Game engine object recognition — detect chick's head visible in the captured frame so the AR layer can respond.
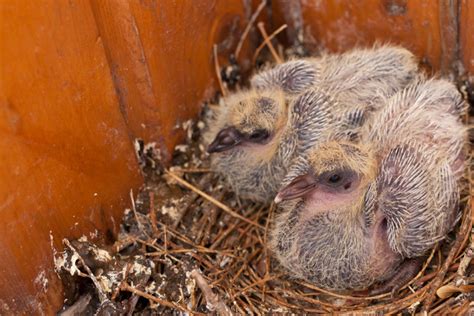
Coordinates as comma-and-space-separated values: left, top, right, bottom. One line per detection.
272, 142, 400, 290
207, 89, 288, 157
204, 88, 292, 202
276, 141, 376, 207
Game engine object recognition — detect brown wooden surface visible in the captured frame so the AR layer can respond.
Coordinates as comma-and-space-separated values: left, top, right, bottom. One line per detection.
460, 0, 474, 76
0, 1, 143, 313
0, 0, 254, 313
272, 0, 463, 75
90, 0, 254, 156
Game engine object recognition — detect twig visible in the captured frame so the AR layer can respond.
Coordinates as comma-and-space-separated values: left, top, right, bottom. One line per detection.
120, 282, 193, 313
234, 0, 267, 59
357, 285, 429, 314
298, 280, 391, 301
242, 293, 261, 315
414, 264, 459, 286
146, 248, 235, 257
456, 230, 474, 280
164, 225, 168, 255
451, 300, 472, 315
213, 44, 227, 97
111, 263, 132, 300
191, 269, 233, 315
63, 239, 109, 304
235, 273, 284, 296
253, 24, 288, 63
148, 192, 159, 235
262, 204, 275, 302
408, 245, 438, 287
165, 170, 264, 229
263, 205, 274, 273
171, 167, 211, 173
257, 22, 283, 64
423, 201, 473, 311
130, 189, 152, 240
429, 297, 455, 315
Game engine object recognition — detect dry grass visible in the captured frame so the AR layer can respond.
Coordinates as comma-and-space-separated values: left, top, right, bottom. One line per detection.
56, 17, 473, 315
56, 109, 472, 314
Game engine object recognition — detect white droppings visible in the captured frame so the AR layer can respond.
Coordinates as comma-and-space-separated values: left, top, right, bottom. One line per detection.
92, 248, 112, 262
175, 144, 189, 153
89, 230, 99, 239
34, 270, 48, 292
97, 275, 113, 293
197, 121, 205, 129
160, 198, 184, 221
185, 274, 196, 296
66, 253, 81, 276
131, 261, 152, 276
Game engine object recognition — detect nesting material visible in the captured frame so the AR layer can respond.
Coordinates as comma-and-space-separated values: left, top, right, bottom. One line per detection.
55, 108, 472, 314
56, 21, 473, 313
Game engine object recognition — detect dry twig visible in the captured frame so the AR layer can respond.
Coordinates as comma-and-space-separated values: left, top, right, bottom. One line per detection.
257, 22, 283, 64
253, 24, 288, 63
120, 282, 193, 314
213, 44, 227, 97
191, 269, 233, 315
165, 170, 264, 229
423, 201, 473, 311
63, 239, 109, 304
234, 0, 267, 59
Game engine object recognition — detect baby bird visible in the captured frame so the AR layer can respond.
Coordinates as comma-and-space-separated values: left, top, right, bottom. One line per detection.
271, 78, 467, 292
205, 45, 418, 203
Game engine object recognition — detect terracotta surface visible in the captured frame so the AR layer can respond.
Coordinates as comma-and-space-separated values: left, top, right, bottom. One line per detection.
0, 0, 254, 313
0, 1, 143, 313
272, 0, 462, 74
460, 0, 474, 76
90, 0, 255, 157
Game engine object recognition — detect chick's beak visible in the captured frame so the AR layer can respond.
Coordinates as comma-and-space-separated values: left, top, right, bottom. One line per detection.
274, 174, 317, 204
207, 127, 243, 153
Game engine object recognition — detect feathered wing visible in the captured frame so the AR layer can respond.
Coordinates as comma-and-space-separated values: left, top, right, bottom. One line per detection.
371, 78, 466, 258
376, 143, 449, 258
290, 87, 338, 153
316, 44, 418, 112
250, 59, 319, 94
367, 78, 466, 170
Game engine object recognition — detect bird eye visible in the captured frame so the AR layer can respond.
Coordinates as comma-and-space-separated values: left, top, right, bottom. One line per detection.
328, 173, 342, 184
248, 129, 270, 142
321, 169, 358, 192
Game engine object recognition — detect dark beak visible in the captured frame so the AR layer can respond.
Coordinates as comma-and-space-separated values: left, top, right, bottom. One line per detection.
207, 127, 243, 153
274, 174, 317, 203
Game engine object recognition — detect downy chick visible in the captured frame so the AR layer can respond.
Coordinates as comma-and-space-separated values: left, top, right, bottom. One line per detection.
204, 45, 418, 203
271, 78, 467, 292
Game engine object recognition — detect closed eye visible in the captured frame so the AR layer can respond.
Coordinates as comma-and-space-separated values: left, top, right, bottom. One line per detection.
247, 129, 270, 143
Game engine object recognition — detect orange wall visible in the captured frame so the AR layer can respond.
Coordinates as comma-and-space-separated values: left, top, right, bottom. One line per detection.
273, 0, 471, 76
0, 0, 255, 313
460, 0, 474, 76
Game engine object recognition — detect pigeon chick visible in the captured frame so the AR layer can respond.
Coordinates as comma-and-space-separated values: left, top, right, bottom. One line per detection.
204, 45, 419, 203
271, 78, 467, 292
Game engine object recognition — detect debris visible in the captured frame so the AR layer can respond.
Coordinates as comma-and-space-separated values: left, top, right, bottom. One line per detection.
57, 33, 473, 315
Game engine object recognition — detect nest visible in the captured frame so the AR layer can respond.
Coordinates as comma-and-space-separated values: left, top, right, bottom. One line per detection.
56, 116, 472, 315
56, 13, 473, 315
